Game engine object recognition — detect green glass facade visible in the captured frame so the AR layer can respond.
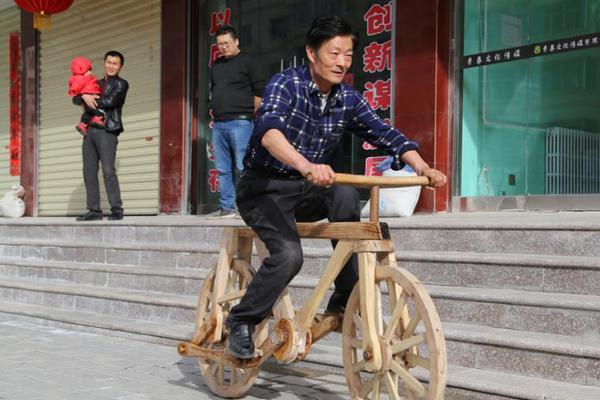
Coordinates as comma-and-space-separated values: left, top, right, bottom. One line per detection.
459, 0, 600, 198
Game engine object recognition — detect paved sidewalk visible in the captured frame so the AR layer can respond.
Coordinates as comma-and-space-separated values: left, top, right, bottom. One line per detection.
0, 318, 352, 400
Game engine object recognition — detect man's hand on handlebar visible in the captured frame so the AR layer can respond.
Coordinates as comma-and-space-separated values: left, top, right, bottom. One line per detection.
300, 163, 336, 187
421, 168, 447, 188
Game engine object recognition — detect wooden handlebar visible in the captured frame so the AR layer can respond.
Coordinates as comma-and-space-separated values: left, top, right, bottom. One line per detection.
333, 173, 430, 188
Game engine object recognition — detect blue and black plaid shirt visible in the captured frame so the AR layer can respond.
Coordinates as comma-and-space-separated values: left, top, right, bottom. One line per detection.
244, 65, 419, 174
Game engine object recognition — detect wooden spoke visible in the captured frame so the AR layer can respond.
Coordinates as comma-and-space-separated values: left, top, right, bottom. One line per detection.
405, 354, 431, 370
391, 335, 425, 355
226, 271, 235, 294
209, 363, 219, 377
353, 313, 364, 334
406, 387, 418, 400
383, 372, 401, 400
359, 377, 376, 399
375, 284, 384, 335
217, 364, 225, 385
390, 360, 426, 397
217, 289, 247, 305
352, 360, 367, 373
373, 376, 382, 400
350, 338, 362, 348
402, 314, 421, 340
231, 368, 237, 385
384, 292, 408, 341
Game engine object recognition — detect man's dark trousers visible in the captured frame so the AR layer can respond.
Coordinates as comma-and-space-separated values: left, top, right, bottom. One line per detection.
227, 169, 360, 325
82, 127, 123, 213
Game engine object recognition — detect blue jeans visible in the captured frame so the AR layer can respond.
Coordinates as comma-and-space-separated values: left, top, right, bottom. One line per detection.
212, 119, 254, 211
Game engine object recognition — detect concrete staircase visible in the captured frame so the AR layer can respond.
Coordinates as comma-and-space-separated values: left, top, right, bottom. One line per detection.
0, 213, 598, 400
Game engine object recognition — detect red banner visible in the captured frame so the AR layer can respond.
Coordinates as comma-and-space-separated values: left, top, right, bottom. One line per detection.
9, 32, 21, 177
358, 1, 393, 173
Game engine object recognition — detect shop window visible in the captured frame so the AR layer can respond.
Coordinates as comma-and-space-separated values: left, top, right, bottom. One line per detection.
458, 0, 600, 197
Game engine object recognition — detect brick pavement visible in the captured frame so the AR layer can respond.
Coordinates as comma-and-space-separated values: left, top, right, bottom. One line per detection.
0, 317, 353, 400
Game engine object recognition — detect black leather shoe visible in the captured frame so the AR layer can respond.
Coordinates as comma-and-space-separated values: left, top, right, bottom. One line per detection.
108, 211, 123, 221
227, 322, 255, 359
76, 211, 103, 221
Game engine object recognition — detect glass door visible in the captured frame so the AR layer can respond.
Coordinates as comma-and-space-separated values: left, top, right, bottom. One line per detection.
196, 0, 395, 212
455, 0, 600, 209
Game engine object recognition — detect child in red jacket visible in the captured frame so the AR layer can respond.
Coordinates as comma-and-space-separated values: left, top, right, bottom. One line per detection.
68, 56, 105, 135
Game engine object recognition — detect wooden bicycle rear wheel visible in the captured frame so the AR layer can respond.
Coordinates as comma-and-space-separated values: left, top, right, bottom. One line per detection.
342, 265, 447, 400
196, 259, 266, 398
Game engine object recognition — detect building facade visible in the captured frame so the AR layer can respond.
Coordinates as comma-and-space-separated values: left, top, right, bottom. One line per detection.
1, 0, 598, 216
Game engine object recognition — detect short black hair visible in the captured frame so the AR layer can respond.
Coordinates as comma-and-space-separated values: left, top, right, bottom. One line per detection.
104, 50, 125, 66
215, 24, 238, 40
306, 15, 359, 51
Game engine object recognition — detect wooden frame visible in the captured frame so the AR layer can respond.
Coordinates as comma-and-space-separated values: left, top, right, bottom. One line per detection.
178, 174, 446, 399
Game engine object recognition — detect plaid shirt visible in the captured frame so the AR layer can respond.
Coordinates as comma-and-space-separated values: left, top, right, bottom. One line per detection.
244, 65, 418, 174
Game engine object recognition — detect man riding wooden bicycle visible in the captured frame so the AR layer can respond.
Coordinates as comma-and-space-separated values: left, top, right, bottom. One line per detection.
225, 14, 446, 361
179, 14, 447, 400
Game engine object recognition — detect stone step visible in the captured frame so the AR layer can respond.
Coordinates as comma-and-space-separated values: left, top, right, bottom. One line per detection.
389, 223, 600, 257
0, 218, 230, 246
0, 218, 327, 249
2, 213, 600, 257
442, 322, 600, 386
2, 259, 597, 338
385, 211, 600, 259
443, 364, 600, 400
0, 300, 193, 344
428, 285, 600, 337
0, 277, 198, 325
299, 250, 600, 296
0, 257, 207, 297
396, 251, 600, 296
3, 236, 600, 299
309, 342, 600, 400
0, 294, 600, 386
0, 237, 220, 269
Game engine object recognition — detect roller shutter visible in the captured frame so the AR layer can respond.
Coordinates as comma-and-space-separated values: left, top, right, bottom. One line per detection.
0, 6, 19, 195
38, 0, 161, 215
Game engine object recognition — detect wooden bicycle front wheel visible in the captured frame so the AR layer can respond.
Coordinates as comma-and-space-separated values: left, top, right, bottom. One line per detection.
342, 266, 447, 400
196, 259, 265, 398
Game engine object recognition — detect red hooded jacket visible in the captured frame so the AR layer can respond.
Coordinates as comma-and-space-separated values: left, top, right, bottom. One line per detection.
68, 56, 101, 96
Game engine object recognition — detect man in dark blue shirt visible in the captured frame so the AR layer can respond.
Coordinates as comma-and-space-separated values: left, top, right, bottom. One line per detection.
226, 15, 446, 359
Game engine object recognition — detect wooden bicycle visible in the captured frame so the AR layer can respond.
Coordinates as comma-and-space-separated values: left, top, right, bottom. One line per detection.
178, 173, 447, 399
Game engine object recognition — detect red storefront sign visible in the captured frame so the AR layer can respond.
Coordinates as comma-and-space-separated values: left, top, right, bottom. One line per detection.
208, 169, 220, 193
9, 32, 21, 176
209, 8, 231, 36
207, 7, 232, 192
363, 79, 391, 111
364, 3, 392, 36
365, 156, 389, 176
209, 43, 221, 66
360, 2, 393, 175
363, 40, 392, 73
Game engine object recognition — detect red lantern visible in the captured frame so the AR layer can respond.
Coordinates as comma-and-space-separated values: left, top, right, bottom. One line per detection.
15, 0, 74, 31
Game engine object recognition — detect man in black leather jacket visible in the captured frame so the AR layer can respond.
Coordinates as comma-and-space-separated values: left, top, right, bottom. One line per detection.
73, 50, 129, 221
